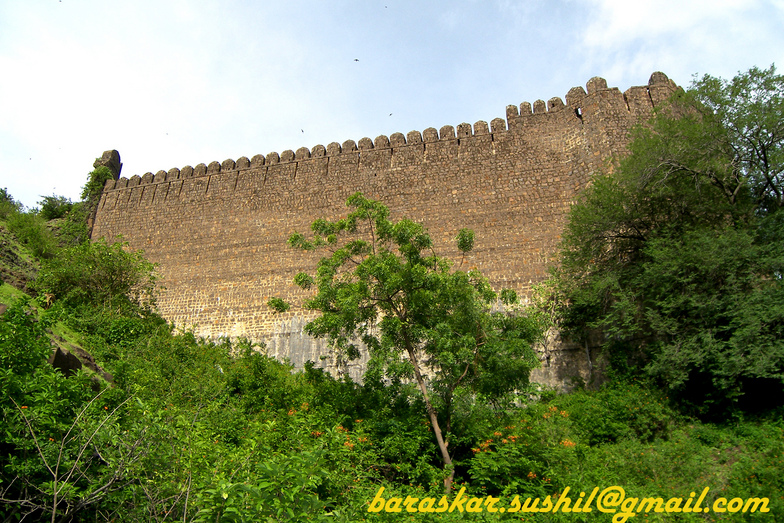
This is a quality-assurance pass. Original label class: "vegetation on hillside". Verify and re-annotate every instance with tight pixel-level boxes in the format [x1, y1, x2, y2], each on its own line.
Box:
[550, 65, 784, 418]
[0, 67, 782, 522]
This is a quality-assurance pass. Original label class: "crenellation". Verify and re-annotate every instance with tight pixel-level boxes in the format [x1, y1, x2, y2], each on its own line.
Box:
[476, 120, 491, 135]
[547, 97, 565, 112]
[490, 118, 506, 133]
[602, 87, 629, 113]
[265, 152, 280, 164]
[586, 76, 608, 94]
[312, 145, 327, 157]
[624, 85, 654, 116]
[295, 147, 311, 160]
[327, 142, 342, 155]
[92, 73, 678, 386]
[648, 71, 678, 105]
[374, 135, 390, 149]
[565, 86, 587, 107]
[406, 130, 423, 144]
[439, 125, 456, 140]
[389, 132, 406, 147]
[280, 150, 295, 162]
[423, 127, 439, 142]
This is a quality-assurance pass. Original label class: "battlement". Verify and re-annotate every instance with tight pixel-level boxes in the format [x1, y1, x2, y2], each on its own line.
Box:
[102, 72, 676, 194]
[92, 72, 677, 384]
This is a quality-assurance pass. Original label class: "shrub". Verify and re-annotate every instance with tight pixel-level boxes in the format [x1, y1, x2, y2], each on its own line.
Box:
[33, 238, 158, 310]
[37, 194, 74, 220]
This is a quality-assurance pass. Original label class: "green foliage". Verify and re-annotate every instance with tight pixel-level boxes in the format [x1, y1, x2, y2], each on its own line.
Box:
[194, 452, 330, 522]
[81, 165, 114, 204]
[38, 194, 74, 220]
[5, 208, 59, 259]
[267, 296, 291, 313]
[34, 237, 158, 310]
[0, 187, 22, 219]
[551, 66, 784, 415]
[281, 192, 543, 490]
[52, 201, 91, 246]
[0, 298, 124, 521]
[557, 382, 674, 445]
[290, 192, 542, 401]
[455, 227, 475, 253]
[690, 64, 784, 212]
[2, 140, 781, 521]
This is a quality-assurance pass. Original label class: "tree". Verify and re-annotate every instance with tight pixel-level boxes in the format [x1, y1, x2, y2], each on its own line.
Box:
[33, 238, 158, 311]
[551, 65, 784, 415]
[38, 195, 75, 221]
[271, 193, 542, 492]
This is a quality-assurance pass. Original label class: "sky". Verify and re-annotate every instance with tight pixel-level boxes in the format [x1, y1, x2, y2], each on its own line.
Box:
[1, 0, 783, 208]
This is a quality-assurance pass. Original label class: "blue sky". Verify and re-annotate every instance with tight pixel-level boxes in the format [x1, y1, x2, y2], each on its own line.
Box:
[1, 0, 782, 208]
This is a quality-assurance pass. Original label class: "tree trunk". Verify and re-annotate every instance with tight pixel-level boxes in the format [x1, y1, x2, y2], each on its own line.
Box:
[406, 346, 455, 494]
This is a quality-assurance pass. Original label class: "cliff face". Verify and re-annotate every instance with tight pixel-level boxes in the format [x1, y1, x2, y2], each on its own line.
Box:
[92, 73, 677, 386]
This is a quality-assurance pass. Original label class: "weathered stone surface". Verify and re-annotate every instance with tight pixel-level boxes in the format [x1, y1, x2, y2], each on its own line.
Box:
[92, 73, 676, 387]
[93, 149, 122, 178]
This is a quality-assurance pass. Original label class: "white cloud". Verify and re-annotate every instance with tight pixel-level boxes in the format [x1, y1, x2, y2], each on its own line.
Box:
[582, 0, 754, 48]
[574, 0, 784, 90]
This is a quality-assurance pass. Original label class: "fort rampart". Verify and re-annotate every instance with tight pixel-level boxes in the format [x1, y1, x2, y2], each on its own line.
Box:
[92, 72, 678, 385]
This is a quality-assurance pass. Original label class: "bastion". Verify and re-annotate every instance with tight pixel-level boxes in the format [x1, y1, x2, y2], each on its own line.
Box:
[92, 72, 678, 386]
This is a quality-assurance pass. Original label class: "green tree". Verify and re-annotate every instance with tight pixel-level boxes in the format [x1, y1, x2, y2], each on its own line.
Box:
[81, 166, 114, 207]
[0, 187, 22, 219]
[33, 238, 158, 311]
[38, 195, 74, 221]
[273, 193, 542, 492]
[551, 65, 784, 415]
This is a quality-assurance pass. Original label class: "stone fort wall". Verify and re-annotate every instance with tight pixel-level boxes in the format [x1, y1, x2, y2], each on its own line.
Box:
[92, 72, 677, 385]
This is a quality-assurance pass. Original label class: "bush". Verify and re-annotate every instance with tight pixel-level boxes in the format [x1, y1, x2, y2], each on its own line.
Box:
[80, 166, 114, 204]
[0, 187, 22, 219]
[5, 210, 58, 259]
[33, 238, 158, 310]
[37, 194, 74, 220]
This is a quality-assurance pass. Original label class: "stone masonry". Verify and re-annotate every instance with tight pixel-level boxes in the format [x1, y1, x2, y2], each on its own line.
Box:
[91, 72, 678, 386]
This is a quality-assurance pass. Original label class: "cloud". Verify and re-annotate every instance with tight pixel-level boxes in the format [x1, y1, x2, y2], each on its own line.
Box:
[574, 0, 784, 89]
[581, 0, 753, 48]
